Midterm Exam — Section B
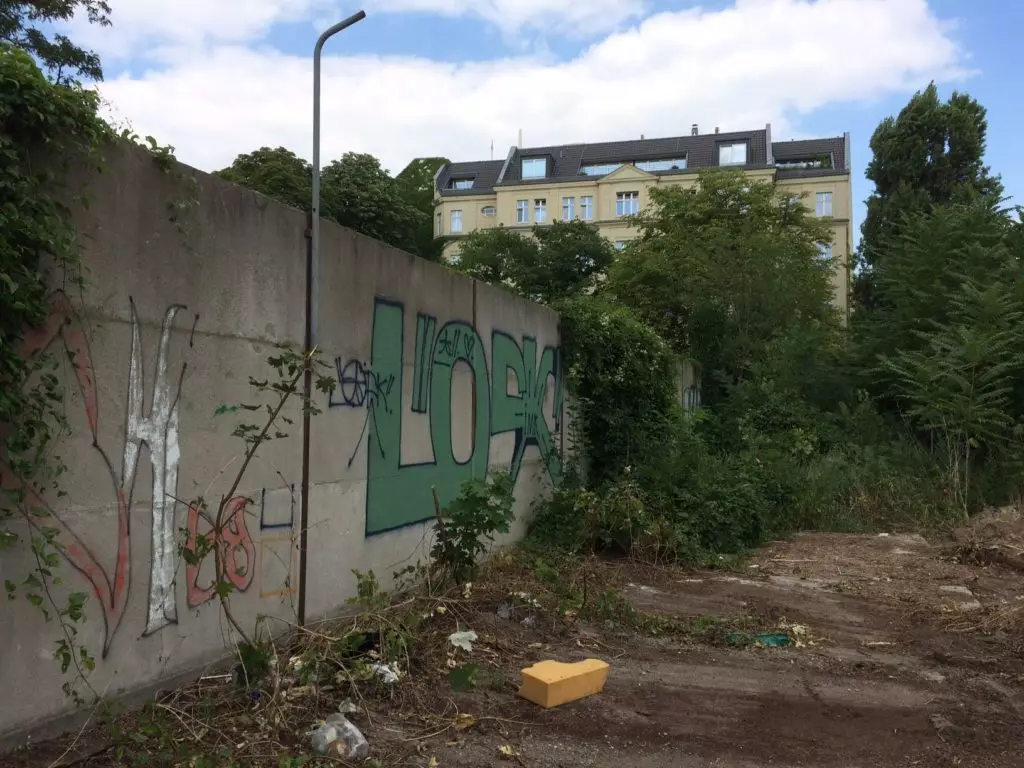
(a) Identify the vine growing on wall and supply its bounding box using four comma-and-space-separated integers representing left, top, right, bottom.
0, 40, 197, 702
0, 42, 111, 702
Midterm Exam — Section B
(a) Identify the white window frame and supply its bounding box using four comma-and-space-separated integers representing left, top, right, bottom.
436, 212, 442, 235
634, 157, 687, 172
562, 196, 575, 220
581, 163, 622, 176
816, 192, 833, 217
522, 158, 546, 179
534, 198, 547, 223
450, 178, 473, 190
516, 199, 529, 224
450, 210, 463, 233
482, 206, 496, 217
718, 142, 748, 166
581, 196, 594, 221
616, 191, 639, 217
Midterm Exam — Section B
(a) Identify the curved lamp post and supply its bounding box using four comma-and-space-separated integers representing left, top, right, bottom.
311, 10, 366, 349
300, 10, 366, 627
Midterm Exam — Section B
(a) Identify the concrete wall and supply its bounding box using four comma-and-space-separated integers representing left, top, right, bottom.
0, 142, 564, 740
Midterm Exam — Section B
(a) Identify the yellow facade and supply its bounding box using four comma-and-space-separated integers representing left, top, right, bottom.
435, 162, 852, 314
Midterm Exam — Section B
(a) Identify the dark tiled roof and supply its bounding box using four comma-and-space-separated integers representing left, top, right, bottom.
435, 160, 504, 196
436, 131, 847, 196
772, 137, 847, 172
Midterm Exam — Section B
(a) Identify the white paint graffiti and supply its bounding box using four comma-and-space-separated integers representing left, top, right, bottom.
122, 300, 188, 636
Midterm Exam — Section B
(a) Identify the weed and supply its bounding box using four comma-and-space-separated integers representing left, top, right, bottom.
432, 472, 515, 582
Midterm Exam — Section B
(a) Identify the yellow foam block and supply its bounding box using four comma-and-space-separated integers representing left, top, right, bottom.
517, 658, 609, 708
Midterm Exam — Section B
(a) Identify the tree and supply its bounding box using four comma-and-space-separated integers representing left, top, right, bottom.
605, 170, 835, 389
856, 84, 1003, 308
453, 220, 615, 305
396, 156, 449, 263
455, 227, 537, 288
320, 152, 425, 254
1, 0, 111, 83
214, 147, 311, 212
215, 149, 427, 257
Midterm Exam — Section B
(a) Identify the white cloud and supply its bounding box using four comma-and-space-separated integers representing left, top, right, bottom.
94, 0, 970, 177
372, 0, 646, 37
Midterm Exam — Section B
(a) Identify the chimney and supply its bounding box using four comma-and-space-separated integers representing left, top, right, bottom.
691, 123, 698, 136
640, 133, 645, 140
714, 126, 719, 134
517, 128, 522, 148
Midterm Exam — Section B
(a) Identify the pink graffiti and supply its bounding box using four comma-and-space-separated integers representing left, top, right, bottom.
185, 496, 256, 608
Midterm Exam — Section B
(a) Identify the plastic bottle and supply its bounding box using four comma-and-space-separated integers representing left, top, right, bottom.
309, 713, 370, 759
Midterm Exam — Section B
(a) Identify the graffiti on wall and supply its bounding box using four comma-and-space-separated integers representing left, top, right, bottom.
0, 293, 194, 654
330, 298, 564, 534
185, 497, 256, 607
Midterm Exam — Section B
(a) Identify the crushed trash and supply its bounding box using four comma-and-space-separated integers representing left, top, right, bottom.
754, 632, 792, 647
521, 616, 536, 629
497, 602, 513, 620
338, 697, 360, 714
448, 630, 478, 653
370, 662, 401, 684
308, 713, 369, 759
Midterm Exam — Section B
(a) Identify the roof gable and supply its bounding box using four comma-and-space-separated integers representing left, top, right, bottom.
598, 164, 651, 182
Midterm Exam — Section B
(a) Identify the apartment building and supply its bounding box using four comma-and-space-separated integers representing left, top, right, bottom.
433, 124, 853, 312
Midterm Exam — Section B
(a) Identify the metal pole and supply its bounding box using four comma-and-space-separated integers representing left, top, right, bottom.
311, 10, 366, 350
300, 10, 365, 629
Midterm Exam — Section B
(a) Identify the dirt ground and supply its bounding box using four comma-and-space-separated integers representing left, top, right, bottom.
10, 510, 1024, 768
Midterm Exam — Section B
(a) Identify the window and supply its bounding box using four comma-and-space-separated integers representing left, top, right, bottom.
616, 191, 639, 217
435, 213, 442, 235
635, 157, 687, 172
614, 240, 627, 251
522, 158, 546, 179
581, 162, 622, 176
815, 192, 833, 217
562, 197, 575, 220
777, 157, 829, 170
482, 206, 496, 217
450, 210, 462, 233
449, 178, 473, 190
534, 198, 547, 223
817, 243, 833, 260
718, 142, 748, 165
581, 196, 594, 221
516, 199, 529, 224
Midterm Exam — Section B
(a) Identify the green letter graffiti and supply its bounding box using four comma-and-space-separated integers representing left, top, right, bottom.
365, 301, 490, 534
491, 333, 563, 486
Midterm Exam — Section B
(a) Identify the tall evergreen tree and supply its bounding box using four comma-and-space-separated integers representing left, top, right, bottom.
856, 83, 1003, 308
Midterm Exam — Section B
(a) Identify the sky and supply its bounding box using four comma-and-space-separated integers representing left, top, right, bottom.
63, 0, 1023, 240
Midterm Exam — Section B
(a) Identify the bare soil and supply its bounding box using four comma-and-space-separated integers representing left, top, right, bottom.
9, 512, 1024, 768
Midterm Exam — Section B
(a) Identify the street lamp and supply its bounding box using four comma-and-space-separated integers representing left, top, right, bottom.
300, 10, 366, 628
311, 10, 366, 350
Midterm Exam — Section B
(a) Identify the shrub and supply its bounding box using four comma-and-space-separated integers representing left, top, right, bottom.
431, 472, 515, 582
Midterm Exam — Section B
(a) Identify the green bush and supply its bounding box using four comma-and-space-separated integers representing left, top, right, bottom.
431, 472, 515, 582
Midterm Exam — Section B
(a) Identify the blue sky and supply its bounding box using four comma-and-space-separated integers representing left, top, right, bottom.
69, 0, 1018, 242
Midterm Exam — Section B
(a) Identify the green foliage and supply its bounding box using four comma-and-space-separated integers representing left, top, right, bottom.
0, 42, 110, 700
216, 148, 431, 258
454, 220, 614, 304
396, 156, 450, 262
215, 146, 312, 211
0, 1, 111, 83
857, 83, 1004, 307
431, 472, 515, 582
605, 169, 836, 390
557, 295, 678, 485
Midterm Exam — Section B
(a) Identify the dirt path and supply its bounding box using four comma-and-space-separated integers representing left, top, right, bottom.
424, 525, 1024, 767
10, 516, 1024, 767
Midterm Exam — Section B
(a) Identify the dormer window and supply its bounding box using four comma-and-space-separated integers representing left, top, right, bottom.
777, 155, 832, 170
635, 157, 687, 172
522, 157, 547, 179
449, 177, 474, 190
718, 142, 748, 166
